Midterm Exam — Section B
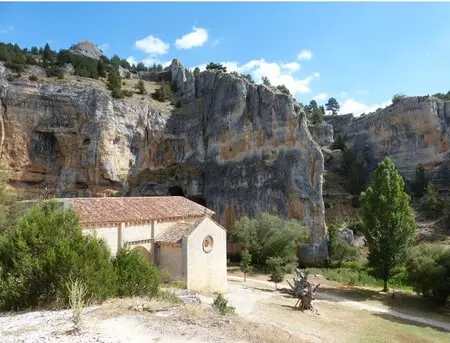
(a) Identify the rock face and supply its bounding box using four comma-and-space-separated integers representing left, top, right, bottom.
68, 41, 102, 60
308, 122, 334, 147
324, 97, 450, 191
0, 59, 327, 253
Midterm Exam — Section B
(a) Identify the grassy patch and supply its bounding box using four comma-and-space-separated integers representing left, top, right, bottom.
306, 265, 411, 290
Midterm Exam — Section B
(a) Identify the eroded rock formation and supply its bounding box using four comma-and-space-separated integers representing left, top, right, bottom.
324, 97, 450, 191
0, 60, 327, 249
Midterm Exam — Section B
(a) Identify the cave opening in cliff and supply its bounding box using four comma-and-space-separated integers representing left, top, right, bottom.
168, 186, 185, 196
167, 186, 207, 207
187, 195, 207, 207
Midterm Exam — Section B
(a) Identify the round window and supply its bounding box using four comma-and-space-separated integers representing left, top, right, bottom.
202, 236, 214, 253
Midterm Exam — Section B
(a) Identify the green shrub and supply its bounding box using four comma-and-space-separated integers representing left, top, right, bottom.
331, 135, 346, 151
267, 256, 291, 289
212, 293, 235, 315
406, 244, 450, 303
205, 62, 227, 72
151, 82, 175, 102
111, 88, 124, 99
28, 75, 38, 81
46, 66, 63, 78
425, 183, 443, 217
328, 226, 359, 267
231, 213, 309, 266
0, 201, 116, 310
156, 290, 182, 304
171, 280, 187, 289
136, 79, 147, 95
158, 268, 174, 284
123, 89, 133, 97
113, 247, 160, 298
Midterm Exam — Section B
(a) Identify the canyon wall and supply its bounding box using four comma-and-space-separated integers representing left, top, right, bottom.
0, 60, 327, 249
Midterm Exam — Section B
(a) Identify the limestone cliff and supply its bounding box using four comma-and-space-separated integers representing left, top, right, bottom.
324, 96, 450, 191
0, 60, 326, 247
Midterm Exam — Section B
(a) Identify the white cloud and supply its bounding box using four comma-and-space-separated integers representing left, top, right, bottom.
0, 25, 14, 34
297, 49, 313, 61
282, 62, 301, 72
127, 56, 171, 68
175, 26, 208, 50
98, 43, 109, 51
193, 58, 319, 95
340, 98, 392, 116
135, 35, 169, 55
313, 93, 328, 102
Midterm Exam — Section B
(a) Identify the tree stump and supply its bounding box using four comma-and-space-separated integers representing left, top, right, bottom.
287, 269, 320, 312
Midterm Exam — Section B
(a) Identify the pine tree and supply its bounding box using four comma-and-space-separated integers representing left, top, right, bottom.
240, 249, 252, 282
136, 79, 147, 95
413, 164, 427, 198
107, 68, 122, 91
42, 43, 52, 68
262, 76, 271, 87
325, 97, 340, 115
267, 257, 286, 290
360, 158, 416, 291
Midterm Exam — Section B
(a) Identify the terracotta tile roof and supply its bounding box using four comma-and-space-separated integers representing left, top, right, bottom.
67, 196, 214, 225
156, 217, 206, 244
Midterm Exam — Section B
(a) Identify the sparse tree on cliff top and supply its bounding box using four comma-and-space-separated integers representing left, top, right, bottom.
262, 76, 271, 87
325, 97, 340, 115
360, 158, 416, 292
205, 62, 227, 72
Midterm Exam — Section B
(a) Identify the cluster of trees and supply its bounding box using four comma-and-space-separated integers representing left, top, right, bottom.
304, 100, 325, 124
346, 158, 448, 302
151, 81, 180, 107
231, 213, 310, 288
432, 91, 450, 101
0, 198, 161, 311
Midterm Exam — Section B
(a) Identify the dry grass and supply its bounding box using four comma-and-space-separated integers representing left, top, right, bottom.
174, 303, 305, 343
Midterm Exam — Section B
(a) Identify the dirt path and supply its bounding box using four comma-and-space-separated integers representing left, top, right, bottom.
228, 275, 450, 332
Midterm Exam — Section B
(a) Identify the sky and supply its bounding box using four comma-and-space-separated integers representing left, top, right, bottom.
1, 2, 450, 115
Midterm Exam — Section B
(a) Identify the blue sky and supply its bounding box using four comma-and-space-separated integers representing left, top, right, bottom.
1, 2, 450, 114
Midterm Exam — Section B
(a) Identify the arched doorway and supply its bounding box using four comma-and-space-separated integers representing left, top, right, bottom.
132, 246, 152, 262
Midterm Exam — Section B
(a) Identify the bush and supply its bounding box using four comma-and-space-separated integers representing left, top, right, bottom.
151, 82, 175, 102
331, 135, 346, 151
212, 293, 235, 315
267, 256, 291, 289
111, 88, 124, 99
158, 268, 174, 284
46, 66, 63, 78
205, 62, 227, 72
136, 79, 147, 95
123, 89, 133, 97
0, 201, 117, 310
171, 280, 187, 289
406, 244, 450, 303
425, 183, 443, 217
28, 75, 38, 81
231, 213, 309, 266
328, 226, 359, 266
113, 247, 160, 298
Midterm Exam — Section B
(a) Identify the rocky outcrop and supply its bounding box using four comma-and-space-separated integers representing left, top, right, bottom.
324, 97, 450, 192
68, 41, 102, 60
0, 59, 327, 251
308, 122, 334, 147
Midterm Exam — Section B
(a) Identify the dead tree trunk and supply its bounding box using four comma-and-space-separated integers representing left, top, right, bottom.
287, 269, 320, 312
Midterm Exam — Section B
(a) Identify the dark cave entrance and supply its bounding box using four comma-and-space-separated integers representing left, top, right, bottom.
167, 186, 207, 207
187, 195, 207, 207
168, 186, 185, 196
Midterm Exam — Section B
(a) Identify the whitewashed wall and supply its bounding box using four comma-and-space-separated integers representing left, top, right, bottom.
185, 217, 227, 293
